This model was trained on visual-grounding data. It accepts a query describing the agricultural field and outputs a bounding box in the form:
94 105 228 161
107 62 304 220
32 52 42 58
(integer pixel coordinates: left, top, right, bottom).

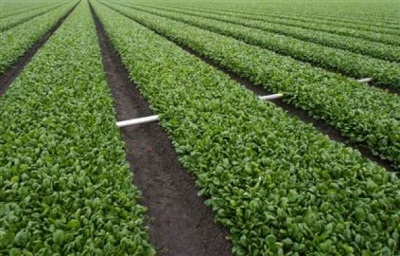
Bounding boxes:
0 0 399 255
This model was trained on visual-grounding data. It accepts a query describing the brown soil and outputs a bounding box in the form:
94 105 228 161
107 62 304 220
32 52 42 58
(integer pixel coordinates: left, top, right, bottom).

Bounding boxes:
0 2 79 96
90 4 233 256
108 6 397 173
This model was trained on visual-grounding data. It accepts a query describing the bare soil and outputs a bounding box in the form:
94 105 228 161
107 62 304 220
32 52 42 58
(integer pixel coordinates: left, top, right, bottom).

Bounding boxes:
0 2 79 96
90 5 233 256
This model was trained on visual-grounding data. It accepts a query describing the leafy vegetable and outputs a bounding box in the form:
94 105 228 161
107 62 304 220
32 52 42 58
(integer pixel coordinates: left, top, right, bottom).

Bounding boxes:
0 1 77 75
102 2 400 169
130 3 400 62
0 1 69 32
0 1 154 254
93 2 400 254
119 4 400 88
135 1 400 43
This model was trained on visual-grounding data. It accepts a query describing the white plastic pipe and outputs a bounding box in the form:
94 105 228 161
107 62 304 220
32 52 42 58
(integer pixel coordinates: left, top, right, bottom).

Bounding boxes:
259 93 284 100
117 115 159 127
117 94 284 127
357 78 372 83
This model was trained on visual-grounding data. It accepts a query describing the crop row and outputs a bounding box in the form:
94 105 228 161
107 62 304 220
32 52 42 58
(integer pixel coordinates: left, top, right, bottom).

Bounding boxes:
93 2 400 255
0 1 154 254
261 12 400 33
133 3 400 63
228 11 400 46
198 6 400 35
102 2 400 170
236 7 400 28
0 1 56 19
0 2 77 75
180 2 400 28
151 2 400 28
262 6 400 25
0 2 66 32
139 3 400 47
122 4 400 89
296 12 400 28
134 3 400 36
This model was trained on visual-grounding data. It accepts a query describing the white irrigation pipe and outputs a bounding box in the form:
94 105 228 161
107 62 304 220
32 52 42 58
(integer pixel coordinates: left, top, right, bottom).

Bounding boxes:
357 77 372 83
259 93 284 100
116 94 283 127
117 115 159 127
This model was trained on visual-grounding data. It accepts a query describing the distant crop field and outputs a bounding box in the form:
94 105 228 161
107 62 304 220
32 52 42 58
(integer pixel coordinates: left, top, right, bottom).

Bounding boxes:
0 0 399 255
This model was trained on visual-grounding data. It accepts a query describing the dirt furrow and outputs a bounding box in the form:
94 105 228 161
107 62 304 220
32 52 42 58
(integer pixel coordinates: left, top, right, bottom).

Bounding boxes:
90 4 233 256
